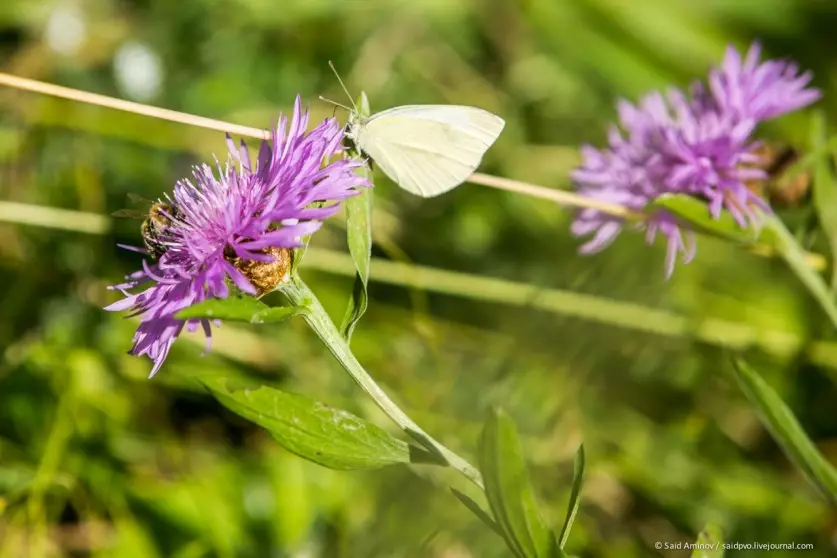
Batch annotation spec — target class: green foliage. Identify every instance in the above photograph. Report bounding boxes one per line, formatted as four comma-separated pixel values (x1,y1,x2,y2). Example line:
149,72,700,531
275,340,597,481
479,408,560,558
450,488,503,537
203,378,411,470
557,444,584,550
340,92,374,342
731,359,837,505
691,523,725,558
340,172,373,341
652,192,837,328
648,194,767,245
176,297,306,324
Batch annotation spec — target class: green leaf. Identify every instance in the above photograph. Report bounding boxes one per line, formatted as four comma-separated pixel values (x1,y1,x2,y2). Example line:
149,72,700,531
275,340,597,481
690,523,724,558
176,298,306,324
646,194,765,246
652,193,837,329
339,91,374,342
176,296,268,321
731,358,837,505
809,112,837,290
339,168,373,342
557,444,585,550
202,378,411,470
762,213,837,329
450,488,504,538
479,408,560,558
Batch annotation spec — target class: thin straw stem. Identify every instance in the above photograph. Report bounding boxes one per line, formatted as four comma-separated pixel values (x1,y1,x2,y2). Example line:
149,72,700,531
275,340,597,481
0,201,111,234
0,72,270,141
0,72,620,215
468,172,637,218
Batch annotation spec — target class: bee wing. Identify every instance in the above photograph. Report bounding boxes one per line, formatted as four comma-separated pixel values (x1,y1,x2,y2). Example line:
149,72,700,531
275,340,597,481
111,209,147,219
127,193,153,205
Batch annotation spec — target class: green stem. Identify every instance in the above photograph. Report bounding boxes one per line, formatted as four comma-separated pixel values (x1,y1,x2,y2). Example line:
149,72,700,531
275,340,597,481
279,274,484,490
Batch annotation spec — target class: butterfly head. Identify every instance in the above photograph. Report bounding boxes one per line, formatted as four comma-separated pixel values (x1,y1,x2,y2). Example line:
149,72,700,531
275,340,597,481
345,91,371,133
341,91,373,161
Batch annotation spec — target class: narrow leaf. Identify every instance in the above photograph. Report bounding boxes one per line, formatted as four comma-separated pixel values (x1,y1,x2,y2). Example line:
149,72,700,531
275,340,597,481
340,169,373,341
176,297,267,321
340,91,374,342
762,213,837,329
176,298,305,324
732,358,837,505
450,488,504,537
649,194,787,251
558,444,585,549
203,378,410,470
809,112,837,290
479,408,560,558
690,523,724,558
251,306,307,324
647,194,762,245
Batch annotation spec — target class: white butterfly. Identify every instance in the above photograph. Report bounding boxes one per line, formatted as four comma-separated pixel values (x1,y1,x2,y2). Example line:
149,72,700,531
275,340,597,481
325,65,505,198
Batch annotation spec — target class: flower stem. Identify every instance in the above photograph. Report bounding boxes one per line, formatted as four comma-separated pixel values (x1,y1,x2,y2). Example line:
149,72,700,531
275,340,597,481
279,274,485,489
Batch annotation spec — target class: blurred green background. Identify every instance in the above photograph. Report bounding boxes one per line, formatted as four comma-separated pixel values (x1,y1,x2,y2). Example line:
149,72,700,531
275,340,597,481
2,0,837,556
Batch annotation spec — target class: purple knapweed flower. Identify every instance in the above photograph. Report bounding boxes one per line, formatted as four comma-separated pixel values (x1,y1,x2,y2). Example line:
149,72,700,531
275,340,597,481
106,96,370,377
702,42,822,123
571,41,820,277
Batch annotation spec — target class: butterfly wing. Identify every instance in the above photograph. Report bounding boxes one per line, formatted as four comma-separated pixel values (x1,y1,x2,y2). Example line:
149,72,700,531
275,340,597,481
357,105,505,198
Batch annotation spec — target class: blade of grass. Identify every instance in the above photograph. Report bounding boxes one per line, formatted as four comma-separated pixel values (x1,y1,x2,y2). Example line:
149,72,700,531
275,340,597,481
732,358,837,505
557,445,585,549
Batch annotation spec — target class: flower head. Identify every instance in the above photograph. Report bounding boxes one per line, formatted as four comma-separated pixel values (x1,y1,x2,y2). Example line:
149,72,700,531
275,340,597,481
571,41,820,277
703,42,822,122
106,96,369,377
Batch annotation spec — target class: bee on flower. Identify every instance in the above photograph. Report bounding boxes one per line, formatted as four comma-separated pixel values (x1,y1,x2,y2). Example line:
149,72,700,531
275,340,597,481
106,97,370,377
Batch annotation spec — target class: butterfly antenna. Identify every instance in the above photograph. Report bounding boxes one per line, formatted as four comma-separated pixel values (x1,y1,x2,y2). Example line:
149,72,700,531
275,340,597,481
327,61,358,112
318,95,352,114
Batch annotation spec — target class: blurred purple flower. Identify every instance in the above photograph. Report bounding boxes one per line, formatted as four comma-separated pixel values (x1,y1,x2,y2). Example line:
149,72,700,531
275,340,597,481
702,42,822,122
571,41,820,277
106,96,369,377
